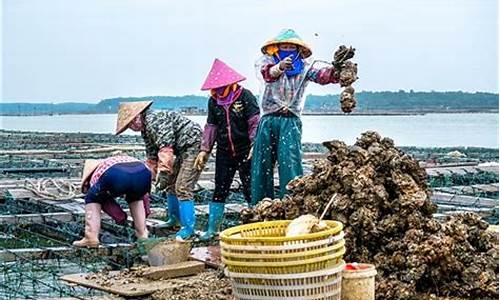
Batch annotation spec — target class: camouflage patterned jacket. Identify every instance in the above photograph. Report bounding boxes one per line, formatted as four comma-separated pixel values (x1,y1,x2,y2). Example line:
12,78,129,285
141,109,202,160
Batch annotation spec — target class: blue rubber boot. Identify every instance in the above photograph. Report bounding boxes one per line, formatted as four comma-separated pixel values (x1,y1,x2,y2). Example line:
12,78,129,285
176,200,196,240
199,202,225,241
164,194,180,228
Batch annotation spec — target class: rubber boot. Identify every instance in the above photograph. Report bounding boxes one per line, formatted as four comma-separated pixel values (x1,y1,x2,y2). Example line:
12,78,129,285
163,194,180,228
129,200,148,240
176,200,196,241
73,203,101,248
199,202,225,241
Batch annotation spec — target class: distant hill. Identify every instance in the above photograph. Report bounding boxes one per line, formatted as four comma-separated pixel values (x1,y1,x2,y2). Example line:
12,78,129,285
306,91,499,112
1,91,498,115
0,102,95,115
94,95,207,113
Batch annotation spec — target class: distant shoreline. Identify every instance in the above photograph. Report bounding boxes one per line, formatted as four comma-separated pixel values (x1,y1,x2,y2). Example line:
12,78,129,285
1,109,498,117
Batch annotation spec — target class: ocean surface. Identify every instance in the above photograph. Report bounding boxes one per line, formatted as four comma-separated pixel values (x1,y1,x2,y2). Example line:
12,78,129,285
1,113,498,148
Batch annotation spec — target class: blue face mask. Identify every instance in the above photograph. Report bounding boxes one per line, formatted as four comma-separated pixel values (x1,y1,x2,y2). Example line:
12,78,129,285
273,49,304,77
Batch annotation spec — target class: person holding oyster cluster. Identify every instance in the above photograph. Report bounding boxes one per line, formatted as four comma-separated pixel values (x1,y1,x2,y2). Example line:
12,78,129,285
251,28,344,205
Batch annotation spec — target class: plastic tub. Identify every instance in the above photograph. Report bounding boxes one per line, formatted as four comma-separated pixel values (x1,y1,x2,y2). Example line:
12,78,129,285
341,263,377,300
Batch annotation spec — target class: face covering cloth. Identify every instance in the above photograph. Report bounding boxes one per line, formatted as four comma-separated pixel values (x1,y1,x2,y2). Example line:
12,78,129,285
273,49,304,77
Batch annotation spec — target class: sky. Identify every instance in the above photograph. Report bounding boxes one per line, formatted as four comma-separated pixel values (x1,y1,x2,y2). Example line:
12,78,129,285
1,0,499,103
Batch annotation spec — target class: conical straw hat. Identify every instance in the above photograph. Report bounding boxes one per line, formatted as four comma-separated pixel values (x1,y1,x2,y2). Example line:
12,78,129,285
115,101,153,135
261,28,312,58
201,59,246,91
81,159,101,191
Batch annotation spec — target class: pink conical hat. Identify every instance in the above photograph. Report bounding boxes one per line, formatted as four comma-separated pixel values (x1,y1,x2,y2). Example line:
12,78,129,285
201,59,246,90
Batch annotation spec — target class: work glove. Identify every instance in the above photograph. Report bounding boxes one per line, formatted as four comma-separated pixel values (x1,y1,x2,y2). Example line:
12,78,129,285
194,151,209,171
156,171,170,191
158,147,174,175
279,56,294,71
145,159,158,182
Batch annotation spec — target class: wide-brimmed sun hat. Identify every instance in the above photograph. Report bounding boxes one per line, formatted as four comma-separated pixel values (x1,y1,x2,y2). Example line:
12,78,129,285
261,28,312,58
201,58,246,91
115,101,153,135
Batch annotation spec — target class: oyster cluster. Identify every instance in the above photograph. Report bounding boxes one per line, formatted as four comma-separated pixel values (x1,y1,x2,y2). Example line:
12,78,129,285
332,45,358,113
340,85,356,113
241,131,498,300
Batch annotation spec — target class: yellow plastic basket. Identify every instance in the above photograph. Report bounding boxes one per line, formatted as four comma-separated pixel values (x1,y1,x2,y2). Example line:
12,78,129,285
220,220,343,245
225,260,345,300
220,220,345,274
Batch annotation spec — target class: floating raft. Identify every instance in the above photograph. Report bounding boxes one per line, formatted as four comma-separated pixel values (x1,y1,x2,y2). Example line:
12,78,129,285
425,164,498,176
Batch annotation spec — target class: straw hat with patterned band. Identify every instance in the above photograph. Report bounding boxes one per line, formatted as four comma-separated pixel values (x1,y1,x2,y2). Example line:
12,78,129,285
80,159,101,192
261,28,312,59
115,101,153,135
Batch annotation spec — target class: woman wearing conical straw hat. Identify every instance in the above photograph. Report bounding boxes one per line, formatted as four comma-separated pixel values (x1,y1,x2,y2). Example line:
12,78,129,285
73,156,152,247
194,59,260,241
116,101,203,240
251,29,342,205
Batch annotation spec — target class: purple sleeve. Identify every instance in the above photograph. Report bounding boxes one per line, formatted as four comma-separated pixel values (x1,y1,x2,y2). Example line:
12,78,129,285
307,67,340,85
200,123,218,152
101,199,128,224
261,64,281,83
247,114,260,143
142,194,151,217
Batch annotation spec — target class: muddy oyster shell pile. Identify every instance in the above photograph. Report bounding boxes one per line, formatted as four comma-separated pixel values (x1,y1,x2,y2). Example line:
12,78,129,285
84,266,146,287
151,271,234,300
241,131,498,300
332,45,358,113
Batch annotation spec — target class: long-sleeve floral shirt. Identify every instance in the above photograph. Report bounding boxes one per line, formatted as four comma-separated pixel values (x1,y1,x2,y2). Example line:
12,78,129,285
255,55,339,117
141,109,202,160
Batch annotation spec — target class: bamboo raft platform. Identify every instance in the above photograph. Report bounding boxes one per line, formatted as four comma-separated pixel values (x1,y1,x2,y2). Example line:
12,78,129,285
1,176,497,227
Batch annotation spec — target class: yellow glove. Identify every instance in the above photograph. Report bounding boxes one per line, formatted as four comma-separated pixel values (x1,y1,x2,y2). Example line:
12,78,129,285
194,151,209,171
156,171,170,191
145,159,158,182
158,147,174,175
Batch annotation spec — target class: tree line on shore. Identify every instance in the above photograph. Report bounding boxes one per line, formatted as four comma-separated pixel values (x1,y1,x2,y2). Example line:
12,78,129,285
1,91,498,115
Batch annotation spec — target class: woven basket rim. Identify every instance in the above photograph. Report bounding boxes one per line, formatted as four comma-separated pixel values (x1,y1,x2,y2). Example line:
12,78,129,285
220,220,343,242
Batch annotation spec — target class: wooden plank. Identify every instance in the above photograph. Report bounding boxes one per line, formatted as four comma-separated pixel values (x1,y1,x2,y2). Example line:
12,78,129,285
434,183,499,194
0,212,74,224
436,204,496,216
0,166,68,174
0,243,134,262
60,272,176,297
142,261,205,280
426,165,499,176
431,192,497,208
440,210,495,218
423,162,479,168
0,145,145,156
6,188,81,201
0,178,81,187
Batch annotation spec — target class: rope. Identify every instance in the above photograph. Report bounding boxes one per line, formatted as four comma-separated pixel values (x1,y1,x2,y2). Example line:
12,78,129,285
23,178,83,200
